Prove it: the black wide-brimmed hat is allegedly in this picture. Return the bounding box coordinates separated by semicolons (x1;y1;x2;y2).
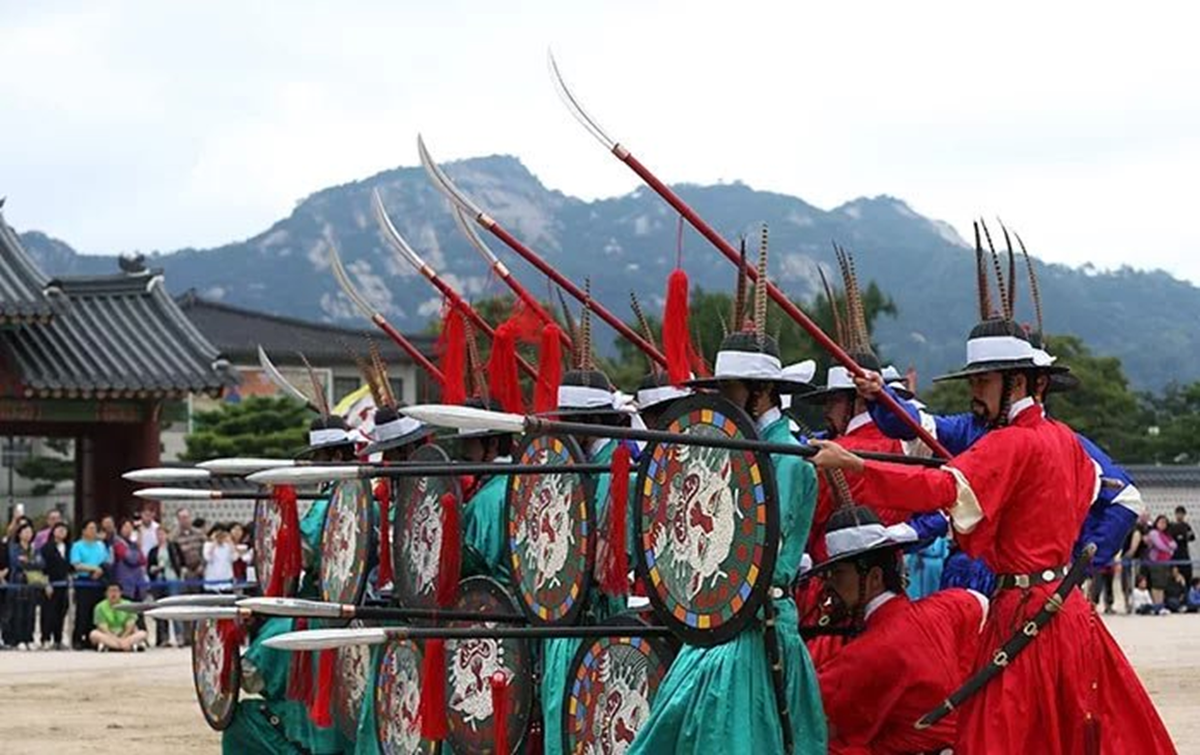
635;371;692;412
543;368;631;418
362;405;436;456
296;414;357;458
807;505;923;575
934;221;1073;384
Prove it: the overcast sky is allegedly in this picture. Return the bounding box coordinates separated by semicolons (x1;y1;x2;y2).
3;2;1199;283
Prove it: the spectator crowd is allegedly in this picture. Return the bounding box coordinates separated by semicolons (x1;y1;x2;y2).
1087;505;1200;616
0;504;254;652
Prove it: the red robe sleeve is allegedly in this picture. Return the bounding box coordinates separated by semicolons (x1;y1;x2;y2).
819;630;913;747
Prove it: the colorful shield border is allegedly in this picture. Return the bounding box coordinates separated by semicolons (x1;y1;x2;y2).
393;444;462;612
253;496;294;598
334;618;375;742
634;394;780;646
321;478;375;606
444;577;534;755
374;637;440;755
505;434;594;626
191;617;239;732
563;612;678;755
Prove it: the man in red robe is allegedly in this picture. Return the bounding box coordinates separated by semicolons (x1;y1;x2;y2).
810;505;986;754
811;317;1176;754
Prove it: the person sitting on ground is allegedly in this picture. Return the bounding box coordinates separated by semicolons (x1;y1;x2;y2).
1130;574;1155;615
89;582;149;652
1187;579;1200;614
1164;567;1189;614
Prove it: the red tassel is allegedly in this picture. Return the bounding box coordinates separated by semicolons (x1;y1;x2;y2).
309;648;336;728
375;478;394;587
600;444;631;595
439;305;468;406
269;484;301;597
488;319;524;414
491;672;510;754
662;268;695;385
217;619;244;694
436;492;461;608
534;322;563;414
286;618;313;702
419;639;449;740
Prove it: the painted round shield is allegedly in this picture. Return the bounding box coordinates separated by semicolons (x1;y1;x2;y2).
253;496;295;597
191;617;239;731
321;478;375;606
375;638;440;755
563;612;678;755
393;444;462;611
635;394;780;646
444;577;534;755
334;618;375;742
506;434;594;625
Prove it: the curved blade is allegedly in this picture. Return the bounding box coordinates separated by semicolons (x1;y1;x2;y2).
328;241;378;321
157;594;242;608
371;189;427;271
453;205;502;266
247;465;363;486
257;346;318;412
123;467;212;484
547;49;617;151
416;135;485;218
263;627;391;652
401;404;526;434
145;606;246;622
238;597;345;619
197;457;295;475
134;487;223;501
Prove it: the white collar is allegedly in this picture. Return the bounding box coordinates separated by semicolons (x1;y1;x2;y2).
756;407;783;432
845;411;873;435
1008;396;1039;422
492;455;513;464
864;591;899;623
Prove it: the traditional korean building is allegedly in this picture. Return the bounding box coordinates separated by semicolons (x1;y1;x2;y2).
0;211;235;523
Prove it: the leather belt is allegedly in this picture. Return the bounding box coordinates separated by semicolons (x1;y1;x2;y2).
995;565;1069;591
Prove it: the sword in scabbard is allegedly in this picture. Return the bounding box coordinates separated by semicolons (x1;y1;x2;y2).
417;135;669;369
370;190;539;382
914;543;1098;730
546;52;950;459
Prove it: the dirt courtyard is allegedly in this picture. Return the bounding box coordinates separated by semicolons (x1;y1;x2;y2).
0;613;1196;754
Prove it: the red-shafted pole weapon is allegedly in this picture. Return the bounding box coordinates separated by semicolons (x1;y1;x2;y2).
328;242;446;384
450;205;573;352
546;53;950;459
371;191;539;382
417;136;669;369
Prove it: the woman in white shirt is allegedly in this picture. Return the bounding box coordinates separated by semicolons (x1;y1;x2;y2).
202;524;236;592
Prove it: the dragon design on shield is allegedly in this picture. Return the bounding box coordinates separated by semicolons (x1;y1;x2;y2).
585;647;652;755
448;634;507;729
652;443;738;600
378;645;424;753
518;454;576;592
407;477;443;597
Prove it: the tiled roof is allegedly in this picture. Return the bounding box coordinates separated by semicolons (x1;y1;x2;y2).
0;212;53;323
175;292;436;366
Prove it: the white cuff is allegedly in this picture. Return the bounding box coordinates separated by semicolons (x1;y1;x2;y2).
944;466;984;534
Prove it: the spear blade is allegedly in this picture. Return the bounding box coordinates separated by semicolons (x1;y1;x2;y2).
122;467;212;484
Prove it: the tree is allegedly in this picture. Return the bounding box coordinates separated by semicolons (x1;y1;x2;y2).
16;438;74;497
181;396;310;462
1142;381;1200;464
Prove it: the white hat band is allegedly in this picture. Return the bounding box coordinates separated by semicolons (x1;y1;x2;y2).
713;350;783;381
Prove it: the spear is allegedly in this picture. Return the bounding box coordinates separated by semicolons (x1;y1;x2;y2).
237;597;527;624
371;190;538;381
547;53;950;459
416;136;668;368
451;205;572;351
265;624;676;651
116;594;243;613
123;467;214;484
401;404;946;467
132;487;327;502
328;242;446;384
245;461;610;486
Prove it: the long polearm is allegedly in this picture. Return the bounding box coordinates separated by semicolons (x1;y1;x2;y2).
237;597;528;624
402;404;947;467
371;190;539;381
328;242;446;384
547;53;951;459
451;205;573;352
417;136;669;369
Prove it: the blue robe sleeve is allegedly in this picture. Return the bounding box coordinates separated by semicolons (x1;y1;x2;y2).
1073;434;1143;567
866;385;984;454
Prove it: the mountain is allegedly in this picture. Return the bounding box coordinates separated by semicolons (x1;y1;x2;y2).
16;155;1200;390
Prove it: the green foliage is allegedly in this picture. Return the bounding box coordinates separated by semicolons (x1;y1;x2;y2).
181;395;310;462
16;455;74;498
